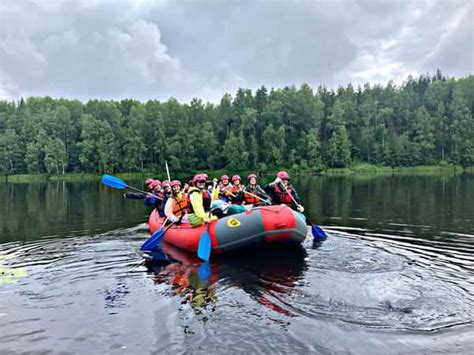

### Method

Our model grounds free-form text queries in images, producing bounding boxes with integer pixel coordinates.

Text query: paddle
[140,217,170,251]
[101,174,162,200]
[197,180,217,261]
[243,189,270,204]
[278,181,327,239]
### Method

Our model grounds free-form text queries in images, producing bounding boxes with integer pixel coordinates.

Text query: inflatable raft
[147,205,308,254]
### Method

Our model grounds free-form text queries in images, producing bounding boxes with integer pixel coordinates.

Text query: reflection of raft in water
[148,205,308,255]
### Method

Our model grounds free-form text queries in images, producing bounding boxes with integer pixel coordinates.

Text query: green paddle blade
[101,174,127,190]
[197,230,211,261]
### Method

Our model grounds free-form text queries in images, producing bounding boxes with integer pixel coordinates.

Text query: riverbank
[2,164,473,183]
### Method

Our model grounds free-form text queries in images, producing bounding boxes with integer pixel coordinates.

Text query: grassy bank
[2,164,473,183]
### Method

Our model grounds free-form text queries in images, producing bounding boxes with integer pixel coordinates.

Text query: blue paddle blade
[101,174,127,190]
[311,225,327,239]
[197,231,211,261]
[140,228,165,251]
[197,262,212,285]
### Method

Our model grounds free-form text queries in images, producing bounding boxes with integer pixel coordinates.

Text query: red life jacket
[187,189,211,213]
[273,184,293,205]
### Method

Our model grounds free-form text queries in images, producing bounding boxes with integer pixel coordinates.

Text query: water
[1,175,473,354]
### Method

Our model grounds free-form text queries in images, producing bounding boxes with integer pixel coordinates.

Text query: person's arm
[256,185,270,200]
[164,198,179,222]
[123,192,146,200]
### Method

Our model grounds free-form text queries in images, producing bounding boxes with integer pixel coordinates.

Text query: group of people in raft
[124,171,305,227]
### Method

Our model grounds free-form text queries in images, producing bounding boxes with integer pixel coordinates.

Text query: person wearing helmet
[123,178,157,200]
[144,180,164,210]
[243,173,271,206]
[164,180,188,223]
[187,174,218,227]
[218,174,231,201]
[264,171,305,212]
[225,174,245,204]
[155,180,173,217]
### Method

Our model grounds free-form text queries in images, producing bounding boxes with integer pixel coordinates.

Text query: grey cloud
[0,0,473,103]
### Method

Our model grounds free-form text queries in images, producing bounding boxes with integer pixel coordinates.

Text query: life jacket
[243,185,261,205]
[226,184,244,204]
[187,188,212,214]
[172,193,188,217]
[273,184,293,205]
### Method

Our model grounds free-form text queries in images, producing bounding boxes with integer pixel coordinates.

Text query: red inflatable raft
[148,205,308,254]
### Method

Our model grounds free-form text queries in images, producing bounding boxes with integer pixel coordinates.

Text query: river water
[1,175,473,354]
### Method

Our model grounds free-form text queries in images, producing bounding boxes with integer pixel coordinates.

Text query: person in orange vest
[243,173,271,206]
[218,174,231,201]
[225,175,245,204]
[164,180,188,223]
[264,171,305,212]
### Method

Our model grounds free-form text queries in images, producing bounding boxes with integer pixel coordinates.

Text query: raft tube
[148,205,308,254]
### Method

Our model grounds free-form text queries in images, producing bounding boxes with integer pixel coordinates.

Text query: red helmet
[162,180,171,187]
[277,171,290,180]
[247,173,257,180]
[193,174,207,183]
[171,179,181,187]
[232,175,241,182]
[149,180,161,189]
[145,178,154,187]
[221,175,229,181]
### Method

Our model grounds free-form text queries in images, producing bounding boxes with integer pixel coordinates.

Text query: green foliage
[0,72,472,176]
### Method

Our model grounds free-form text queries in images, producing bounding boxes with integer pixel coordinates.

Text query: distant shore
[2,164,473,183]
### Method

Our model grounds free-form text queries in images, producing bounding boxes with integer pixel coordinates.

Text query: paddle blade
[101,174,127,190]
[311,224,327,239]
[197,262,212,285]
[140,228,165,251]
[197,231,211,261]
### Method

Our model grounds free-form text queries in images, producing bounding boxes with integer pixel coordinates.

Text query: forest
[0,70,473,176]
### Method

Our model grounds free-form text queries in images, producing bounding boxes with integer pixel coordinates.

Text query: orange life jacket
[243,185,261,205]
[173,193,188,217]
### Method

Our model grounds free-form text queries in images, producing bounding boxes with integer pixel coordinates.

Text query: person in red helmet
[243,173,271,206]
[144,180,164,210]
[164,180,188,223]
[123,178,157,200]
[187,174,218,227]
[225,175,245,204]
[264,171,304,212]
[218,174,231,201]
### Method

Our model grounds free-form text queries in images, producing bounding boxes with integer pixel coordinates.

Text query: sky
[0,0,473,103]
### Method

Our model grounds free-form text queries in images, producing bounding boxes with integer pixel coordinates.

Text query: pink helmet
[145,178,154,187]
[171,179,181,187]
[277,171,290,180]
[162,180,171,187]
[247,173,257,180]
[193,174,207,183]
[221,175,229,181]
[149,180,161,189]
[232,175,241,182]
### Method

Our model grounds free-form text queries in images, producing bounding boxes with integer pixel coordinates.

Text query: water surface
[1,175,473,354]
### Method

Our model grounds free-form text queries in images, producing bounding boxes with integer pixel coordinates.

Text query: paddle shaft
[243,189,267,202]
[278,182,302,209]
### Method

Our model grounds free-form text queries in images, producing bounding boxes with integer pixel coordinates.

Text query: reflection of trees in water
[144,243,308,316]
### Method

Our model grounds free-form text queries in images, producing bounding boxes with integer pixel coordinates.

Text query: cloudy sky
[0,0,473,103]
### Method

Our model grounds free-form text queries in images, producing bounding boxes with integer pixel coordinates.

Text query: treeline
[0,70,473,176]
